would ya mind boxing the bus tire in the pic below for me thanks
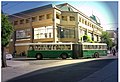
[61,53,68,59]
[36,53,43,60]
[94,52,99,58]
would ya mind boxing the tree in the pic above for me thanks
[100,31,113,50]
[1,14,13,67]
[82,35,94,43]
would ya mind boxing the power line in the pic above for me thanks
[4,2,24,11]
[2,3,8,7]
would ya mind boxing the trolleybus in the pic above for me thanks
[15,42,107,59]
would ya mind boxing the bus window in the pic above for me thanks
[65,45,68,50]
[89,45,91,49]
[35,45,38,50]
[48,45,51,50]
[88,45,90,49]
[104,45,107,49]
[83,45,88,49]
[99,45,102,49]
[102,45,106,49]
[94,45,97,49]
[53,45,56,50]
[61,45,64,50]
[56,45,60,50]
[92,45,94,49]
[84,45,87,49]
[67,45,71,50]
[43,45,46,50]
[38,45,40,50]
[29,45,33,50]
[58,45,61,50]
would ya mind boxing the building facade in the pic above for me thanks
[106,30,117,45]
[8,3,103,55]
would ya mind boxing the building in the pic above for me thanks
[8,3,103,55]
[106,30,117,45]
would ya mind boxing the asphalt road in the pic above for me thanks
[7,59,116,82]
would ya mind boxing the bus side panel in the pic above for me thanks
[41,50,61,58]
[83,50,94,57]
[83,50,107,57]
[27,50,37,58]
[36,50,72,58]
[27,50,72,58]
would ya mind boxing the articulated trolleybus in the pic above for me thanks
[16,42,107,59]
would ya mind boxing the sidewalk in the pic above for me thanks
[6,60,29,67]
[78,59,118,82]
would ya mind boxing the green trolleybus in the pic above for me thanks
[15,42,107,59]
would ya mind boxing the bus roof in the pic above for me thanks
[82,42,107,45]
[15,42,107,46]
[15,42,74,46]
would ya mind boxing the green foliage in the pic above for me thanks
[100,31,113,49]
[82,35,94,43]
[1,14,13,47]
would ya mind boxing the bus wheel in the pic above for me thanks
[94,52,99,58]
[36,53,42,60]
[61,53,68,59]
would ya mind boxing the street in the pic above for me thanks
[4,58,118,82]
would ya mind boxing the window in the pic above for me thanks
[94,45,98,49]
[90,23,92,27]
[49,33,51,38]
[99,45,102,49]
[85,21,87,25]
[39,15,44,21]
[82,19,84,24]
[88,22,90,26]
[16,29,31,39]
[46,14,52,19]
[34,26,53,39]
[62,16,67,21]
[56,14,60,19]
[92,25,94,28]
[26,18,30,23]
[57,27,75,38]
[79,17,81,22]
[70,16,75,21]
[14,21,18,25]
[32,16,37,22]
[20,19,24,24]
[45,33,47,38]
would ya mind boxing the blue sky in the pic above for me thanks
[1,1,118,30]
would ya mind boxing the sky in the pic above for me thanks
[1,1,118,30]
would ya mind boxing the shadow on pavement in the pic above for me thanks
[6,59,118,82]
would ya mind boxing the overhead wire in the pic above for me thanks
[4,1,24,12]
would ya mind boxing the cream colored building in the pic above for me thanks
[9,3,103,55]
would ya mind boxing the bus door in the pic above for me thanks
[72,44,82,59]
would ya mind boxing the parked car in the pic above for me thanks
[107,50,110,54]
[6,52,13,60]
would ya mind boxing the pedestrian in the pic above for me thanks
[112,48,116,56]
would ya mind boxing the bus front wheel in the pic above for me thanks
[36,53,43,60]
[61,53,68,59]
[94,52,99,58]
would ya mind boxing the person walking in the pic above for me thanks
[112,47,116,56]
